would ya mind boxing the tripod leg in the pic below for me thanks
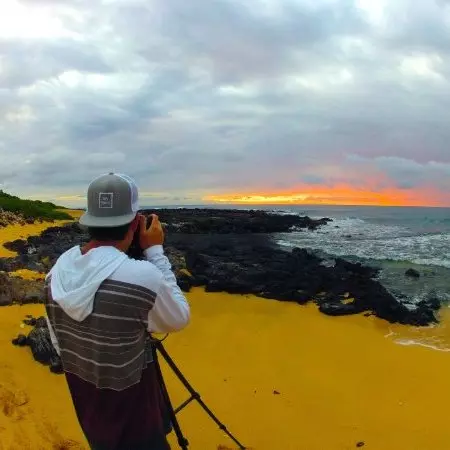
[152,346,189,450]
[155,342,246,450]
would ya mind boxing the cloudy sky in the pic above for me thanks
[1,0,450,207]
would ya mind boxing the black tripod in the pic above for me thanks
[151,337,246,450]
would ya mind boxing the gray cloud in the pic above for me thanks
[2,0,450,206]
[0,39,112,88]
[147,0,366,84]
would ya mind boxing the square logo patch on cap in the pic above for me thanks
[99,192,114,208]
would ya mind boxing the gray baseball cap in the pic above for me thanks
[79,173,139,228]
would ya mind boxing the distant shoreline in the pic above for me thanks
[64,203,450,211]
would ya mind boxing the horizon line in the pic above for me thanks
[135,202,450,209]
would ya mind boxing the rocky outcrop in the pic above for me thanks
[0,209,27,227]
[0,208,50,227]
[1,209,441,326]
[142,208,332,234]
[166,235,439,326]
[1,210,330,272]
[12,316,63,374]
[2,222,88,272]
[0,272,45,306]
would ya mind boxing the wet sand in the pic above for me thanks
[1,221,450,449]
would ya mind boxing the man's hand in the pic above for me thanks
[139,214,164,250]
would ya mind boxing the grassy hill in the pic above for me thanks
[0,191,72,221]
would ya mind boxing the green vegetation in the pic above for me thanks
[0,191,72,220]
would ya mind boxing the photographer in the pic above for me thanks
[44,173,190,450]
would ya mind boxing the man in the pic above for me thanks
[44,173,190,450]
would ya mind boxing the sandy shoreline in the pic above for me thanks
[0,209,81,258]
[1,220,450,449]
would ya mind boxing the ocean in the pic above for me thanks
[150,204,450,307]
[271,205,450,306]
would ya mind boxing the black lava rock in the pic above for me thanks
[319,302,365,316]
[1,209,441,327]
[23,317,37,326]
[176,269,194,293]
[405,268,420,278]
[21,290,45,304]
[142,208,332,234]
[177,277,192,293]
[12,334,28,346]
[17,334,28,346]
[3,239,28,254]
[0,272,47,306]
[26,326,58,365]
[36,316,49,328]
[13,315,62,374]
[49,356,64,374]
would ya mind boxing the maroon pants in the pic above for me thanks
[66,363,171,450]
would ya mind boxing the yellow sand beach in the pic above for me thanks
[0,209,82,258]
[1,221,450,450]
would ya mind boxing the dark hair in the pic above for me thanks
[87,222,133,241]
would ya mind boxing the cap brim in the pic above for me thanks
[79,212,137,228]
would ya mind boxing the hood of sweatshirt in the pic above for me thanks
[47,245,128,322]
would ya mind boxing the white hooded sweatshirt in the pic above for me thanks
[46,244,190,354]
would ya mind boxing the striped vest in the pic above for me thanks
[44,276,156,391]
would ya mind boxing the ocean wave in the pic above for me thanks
[275,215,450,269]
[267,209,298,216]
[316,217,411,239]
[276,239,293,247]
[276,237,450,269]
[394,338,450,352]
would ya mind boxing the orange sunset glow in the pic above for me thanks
[204,185,447,207]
